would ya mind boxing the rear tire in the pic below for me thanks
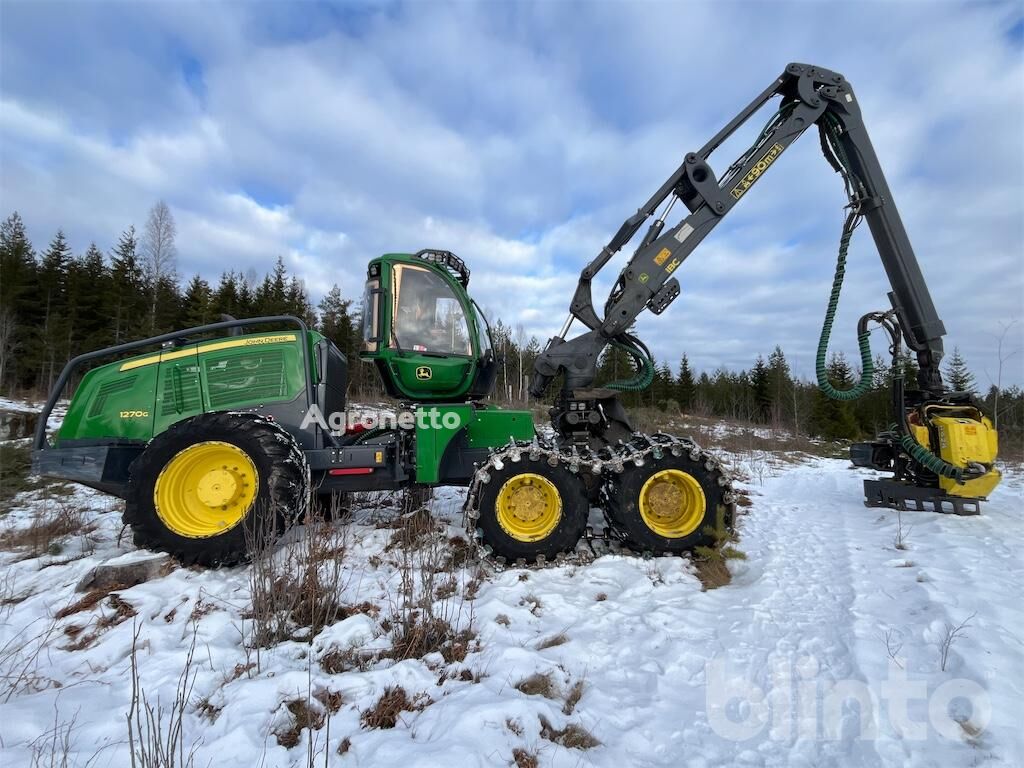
[475,455,588,563]
[124,412,309,567]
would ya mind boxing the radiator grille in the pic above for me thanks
[205,349,287,409]
[160,366,202,417]
[88,375,138,418]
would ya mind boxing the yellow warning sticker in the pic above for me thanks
[654,248,671,266]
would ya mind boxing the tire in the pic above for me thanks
[475,455,588,563]
[605,453,730,554]
[124,412,309,567]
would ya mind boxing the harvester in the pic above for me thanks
[33,64,1001,566]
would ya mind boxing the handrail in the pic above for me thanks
[34,315,312,450]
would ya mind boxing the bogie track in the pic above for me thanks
[464,432,736,568]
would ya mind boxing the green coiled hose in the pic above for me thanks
[815,112,874,402]
[815,211,875,401]
[606,337,655,392]
[893,423,965,484]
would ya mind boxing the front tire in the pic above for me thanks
[124,412,309,566]
[605,452,729,554]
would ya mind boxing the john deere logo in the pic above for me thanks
[416,366,432,380]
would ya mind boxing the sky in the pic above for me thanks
[1,0,1022,386]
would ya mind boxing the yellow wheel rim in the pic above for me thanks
[495,473,562,542]
[639,469,706,538]
[154,441,259,538]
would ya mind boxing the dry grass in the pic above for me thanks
[512,747,539,768]
[275,698,326,749]
[0,501,88,557]
[562,679,585,715]
[514,672,557,699]
[54,587,122,619]
[538,715,600,750]
[692,505,746,591]
[126,622,200,767]
[246,511,351,652]
[314,688,344,714]
[536,633,568,650]
[359,686,432,730]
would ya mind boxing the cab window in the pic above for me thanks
[391,264,472,356]
[361,278,380,353]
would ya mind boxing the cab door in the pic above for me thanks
[387,263,476,400]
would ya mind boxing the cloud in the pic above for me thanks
[1,0,1021,385]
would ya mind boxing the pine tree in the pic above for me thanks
[944,347,976,393]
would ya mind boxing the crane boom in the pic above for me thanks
[530,63,945,397]
[528,63,1000,515]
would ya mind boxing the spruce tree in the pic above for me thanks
[766,345,791,426]
[0,213,36,388]
[37,231,72,387]
[751,356,771,422]
[810,352,861,439]
[183,275,214,327]
[109,226,146,343]
[676,353,696,411]
[944,347,976,393]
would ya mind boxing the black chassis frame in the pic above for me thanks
[31,315,479,499]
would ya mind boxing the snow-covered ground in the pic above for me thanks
[0,427,1021,767]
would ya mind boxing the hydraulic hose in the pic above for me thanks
[893,424,965,484]
[606,336,655,392]
[815,210,875,401]
[815,112,874,402]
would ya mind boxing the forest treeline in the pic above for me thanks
[1,207,1021,443]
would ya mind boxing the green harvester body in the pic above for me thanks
[35,250,535,498]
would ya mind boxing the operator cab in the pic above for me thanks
[361,250,497,402]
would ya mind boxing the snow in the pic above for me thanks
[1,411,1022,766]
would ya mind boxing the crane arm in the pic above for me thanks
[531,63,947,400]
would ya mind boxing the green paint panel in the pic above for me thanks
[388,356,473,400]
[57,331,317,445]
[415,404,534,484]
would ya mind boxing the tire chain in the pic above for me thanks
[462,432,737,572]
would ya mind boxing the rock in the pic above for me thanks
[76,552,174,592]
